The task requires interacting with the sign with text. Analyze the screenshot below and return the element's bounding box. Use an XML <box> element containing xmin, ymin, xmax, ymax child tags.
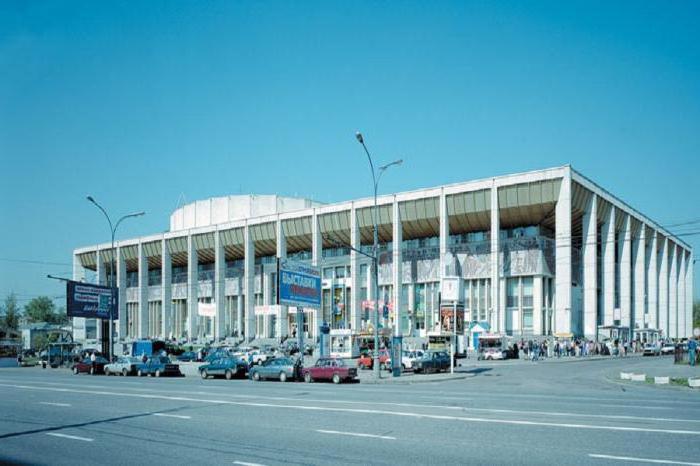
<box><xmin>278</xmin><ymin>259</ymin><xmax>321</xmax><ymax>308</ymax></box>
<box><xmin>66</xmin><ymin>281</ymin><xmax>117</xmax><ymax>320</ymax></box>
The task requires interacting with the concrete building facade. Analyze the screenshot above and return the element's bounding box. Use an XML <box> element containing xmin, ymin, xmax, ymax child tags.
<box><xmin>71</xmin><ymin>167</ymin><xmax>693</xmax><ymax>346</ymax></box>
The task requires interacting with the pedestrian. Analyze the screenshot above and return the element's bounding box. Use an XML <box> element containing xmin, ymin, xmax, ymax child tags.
<box><xmin>17</xmin><ymin>352</ymin><xmax>22</xmax><ymax>367</ymax></box>
<box><xmin>688</xmin><ymin>337</ymin><xmax>697</xmax><ymax>367</ymax></box>
<box><xmin>90</xmin><ymin>351</ymin><xmax>97</xmax><ymax>374</ymax></box>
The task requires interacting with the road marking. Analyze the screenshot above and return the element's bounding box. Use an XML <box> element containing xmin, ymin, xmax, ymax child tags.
<box><xmin>45</xmin><ymin>433</ymin><xmax>93</xmax><ymax>442</ymax></box>
<box><xmin>153</xmin><ymin>413</ymin><xmax>191</xmax><ymax>419</ymax></box>
<box><xmin>38</xmin><ymin>402</ymin><xmax>71</xmax><ymax>407</ymax></box>
<box><xmin>233</xmin><ymin>461</ymin><xmax>266</xmax><ymax>466</ymax></box>
<box><xmin>317</xmin><ymin>429</ymin><xmax>396</xmax><ymax>440</ymax></box>
<box><xmin>588</xmin><ymin>454</ymin><xmax>700</xmax><ymax>465</ymax></box>
<box><xmin>2</xmin><ymin>383</ymin><xmax>700</xmax><ymax>437</ymax></box>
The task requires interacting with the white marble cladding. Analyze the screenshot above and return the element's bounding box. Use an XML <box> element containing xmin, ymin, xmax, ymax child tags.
<box><xmin>172</xmin><ymin>283</ymin><xmax>187</xmax><ymax>300</ymax></box>
<box><xmin>148</xmin><ymin>286</ymin><xmax>162</xmax><ymax>302</ymax></box>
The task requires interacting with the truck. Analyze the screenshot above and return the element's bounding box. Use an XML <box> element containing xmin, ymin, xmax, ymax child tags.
<box><xmin>131</xmin><ymin>340</ymin><xmax>166</xmax><ymax>358</ymax></box>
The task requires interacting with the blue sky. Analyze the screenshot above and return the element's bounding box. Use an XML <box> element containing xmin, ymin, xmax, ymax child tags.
<box><xmin>1</xmin><ymin>0</ymin><xmax>698</xmax><ymax>306</ymax></box>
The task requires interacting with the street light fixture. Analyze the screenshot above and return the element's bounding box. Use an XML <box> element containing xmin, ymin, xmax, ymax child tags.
<box><xmin>355</xmin><ymin>131</ymin><xmax>402</xmax><ymax>378</ymax></box>
<box><xmin>87</xmin><ymin>196</ymin><xmax>145</xmax><ymax>361</ymax></box>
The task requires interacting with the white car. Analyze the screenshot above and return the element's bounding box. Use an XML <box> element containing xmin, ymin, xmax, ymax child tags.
<box><xmin>481</xmin><ymin>347</ymin><xmax>506</xmax><ymax>360</ymax></box>
<box><xmin>401</xmin><ymin>350</ymin><xmax>424</xmax><ymax>370</ymax></box>
<box><xmin>104</xmin><ymin>356</ymin><xmax>143</xmax><ymax>376</ymax></box>
<box><xmin>643</xmin><ymin>343</ymin><xmax>661</xmax><ymax>356</ymax></box>
<box><xmin>660</xmin><ymin>344</ymin><xmax>676</xmax><ymax>355</ymax></box>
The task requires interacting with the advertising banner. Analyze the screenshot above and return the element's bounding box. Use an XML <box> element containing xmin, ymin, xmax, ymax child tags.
<box><xmin>66</xmin><ymin>281</ymin><xmax>117</xmax><ymax>320</ymax></box>
<box><xmin>198</xmin><ymin>302</ymin><xmax>216</xmax><ymax>317</ymax></box>
<box><xmin>440</xmin><ymin>305</ymin><xmax>465</xmax><ymax>333</ymax></box>
<box><xmin>278</xmin><ymin>259</ymin><xmax>321</xmax><ymax>308</ymax></box>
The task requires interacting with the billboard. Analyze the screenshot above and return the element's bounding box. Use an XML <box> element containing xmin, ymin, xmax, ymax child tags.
<box><xmin>278</xmin><ymin>259</ymin><xmax>321</xmax><ymax>308</ymax></box>
<box><xmin>66</xmin><ymin>281</ymin><xmax>118</xmax><ymax>320</ymax></box>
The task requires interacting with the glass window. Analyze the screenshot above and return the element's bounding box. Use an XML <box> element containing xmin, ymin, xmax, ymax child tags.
<box><xmin>506</xmin><ymin>278</ymin><xmax>519</xmax><ymax>308</ymax></box>
<box><xmin>323</xmin><ymin>267</ymin><xmax>334</xmax><ymax>279</ymax></box>
<box><xmin>335</xmin><ymin>266</ymin><xmax>346</xmax><ymax>278</ymax></box>
<box><xmin>521</xmin><ymin>277</ymin><xmax>533</xmax><ymax>307</ymax></box>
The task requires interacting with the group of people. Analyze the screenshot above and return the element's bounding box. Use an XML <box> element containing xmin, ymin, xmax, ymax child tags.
<box><xmin>512</xmin><ymin>338</ymin><xmax>637</xmax><ymax>360</ymax></box>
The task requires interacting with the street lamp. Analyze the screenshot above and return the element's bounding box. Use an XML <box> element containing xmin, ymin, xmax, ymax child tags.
<box><xmin>87</xmin><ymin>196</ymin><xmax>145</xmax><ymax>361</ymax></box>
<box><xmin>355</xmin><ymin>131</ymin><xmax>402</xmax><ymax>378</ymax></box>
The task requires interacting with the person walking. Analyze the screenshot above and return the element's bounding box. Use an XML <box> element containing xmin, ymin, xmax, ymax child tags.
<box><xmin>90</xmin><ymin>351</ymin><xmax>97</xmax><ymax>375</ymax></box>
<box><xmin>688</xmin><ymin>337</ymin><xmax>697</xmax><ymax>367</ymax></box>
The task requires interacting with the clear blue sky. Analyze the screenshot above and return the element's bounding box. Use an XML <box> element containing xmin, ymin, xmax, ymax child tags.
<box><xmin>1</xmin><ymin>0</ymin><xmax>698</xmax><ymax>307</ymax></box>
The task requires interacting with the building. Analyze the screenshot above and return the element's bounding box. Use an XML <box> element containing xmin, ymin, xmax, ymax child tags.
<box><xmin>71</xmin><ymin>166</ymin><xmax>694</xmax><ymax>348</ymax></box>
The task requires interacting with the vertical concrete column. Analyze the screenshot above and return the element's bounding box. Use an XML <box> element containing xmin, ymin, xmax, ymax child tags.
<box><xmin>95</xmin><ymin>248</ymin><xmax>105</xmax><ymax>342</ymax></box>
<box><xmin>686</xmin><ymin>252</ymin><xmax>694</xmax><ymax>339</ymax></box>
<box><xmin>678</xmin><ymin>250</ymin><xmax>686</xmax><ymax>338</ymax></box>
<box><xmin>350</xmin><ymin>205</ymin><xmax>361</xmax><ymax>332</ymax></box>
<box><xmin>312</xmin><ymin>210</ymin><xmax>322</xmax><ymax>328</ymax></box>
<box><xmin>236</xmin><ymin>280</ymin><xmax>243</xmax><ymax>338</ymax></box>
<box><xmin>161</xmin><ymin>239</ymin><xmax>172</xmax><ymax>339</ymax></box>
<box><xmin>244</xmin><ymin>225</ymin><xmax>256</xmax><ymax>341</ymax></box>
<box><xmin>668</xmin><ymin>243</ymin><xmax>678</xmax><ymax>339</ymax></box>
<box><xmin>490</xmin><ymin>182</ymin><xmax>501</xmax><ymax>332</ymax></box>
<box><xmin>439</xmin><ymin>190</ymin><xmax>448</xmax><ymax>278</ymax></box>
<box><xmin>543</xmin><ymin>277</ymin><xmax>551</xmax><ymax>335</ymax></box>
<box><xmin>633</xmin><ymin>225</ymin><xmax>646</xmax><ymax>333</ymax></box>
<box><xmin>658</xmin><ymin>236</ymin><xmax>669</xmax><ymax>336</ymax></box>
<box><xmin>214</xmin><ymin>231</ymin><xmax>226</xmax><ymax>340</ymax></box>
<box><xmin>582</xmin><ymin>193</ymin><xmax>598</xmax><ymax>339</ymax></box>
<box><xmin>72</xmin><ymin>253</ymin><xmax>87</xmax><ymax>341</ymax></box>
<box><xmin>187</xmin><ymin>235</ymin><xmax>199</xmax><ymax>341</ymax></box>
<box><xmin>646</xmin><ymin>230</ymin><xmax>658</xmax><ymax>331</ymax></box>
<box><xmin>554</xmin><ymin>170</ymin><xmax>572</xmax><ymax>335</ymax></box>
<box><xmin>137</xmin><ymin>242</ymin><xmax>149</xmax><ymax>338</ymax></box>
<box><xmin>116</xmin><ymin>246</ymin><xmax>127</xmax><ymax>341</ymax></box>
<box><xmin>392</xmin><ymin>198</ymin><xmax>402</xmax><ymax>337</ymax></box>
<box><xmin>533</xmin><ymin>276</ymin><xmax>543</xmax><ymax>335</ymax></box>
<box><xmin>276</xmin><ymin>218</ymin><xmax>288</xmax><ymax>339</ymax></box>
<box><xmin>619</xmin><ymin>214</ymin><xmax>632</xmax><ymax>336</ymax></box>
<box><xmin>601</xmin><ymin>207</ymin><xmax>616</xmax><ymax>326</ymax></box>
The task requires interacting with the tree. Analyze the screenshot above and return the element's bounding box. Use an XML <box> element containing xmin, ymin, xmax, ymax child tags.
<box><xmin>1</xmin><ymin>293</ymin><xmax>21</xmax><ymax>330</ymax></box>
<box><xmin>24</xmin><ymin>296</ymin><xmax>56</xmax><ymax>323</ymax></box>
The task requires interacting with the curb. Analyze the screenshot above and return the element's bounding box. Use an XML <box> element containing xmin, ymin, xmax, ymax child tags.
<box><xmin>358</xmin><ymin>374</ymin><xmax>471</xmax><ymax>385</ymax></box>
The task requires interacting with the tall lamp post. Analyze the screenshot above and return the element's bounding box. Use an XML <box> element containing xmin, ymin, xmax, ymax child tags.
<box><xmin>355</xmin><ymin>132</ymin><xmax>402</xmax><ymax>378</ymax></box>
<box><xmin>87</xmin><ymin>196</ymin><xmax>144</xmax><ymax>361</ymax></box>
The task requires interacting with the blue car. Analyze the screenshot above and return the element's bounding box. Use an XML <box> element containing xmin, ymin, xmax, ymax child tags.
<box><xmin>249</xmin><ymin>357</ymin><xmax>299</xmax><ymax>382</ymax></box>
<box><xmin>199</xmin><ymin>357</ymin><xmax>248</xmax><ymax>380</ymax></box>
<box><xmin>137</xmin><ymin>356</ymin><xmax>182</xmax><ymax>377</ymax></box>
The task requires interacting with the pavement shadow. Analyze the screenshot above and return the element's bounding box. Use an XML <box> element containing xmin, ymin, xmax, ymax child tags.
<box><xmin>461</xmin><ymin>367</ymin><xmax>493</xmax><ymax>376</ymax></box>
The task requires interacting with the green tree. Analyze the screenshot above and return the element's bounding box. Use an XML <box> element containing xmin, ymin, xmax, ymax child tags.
<box><xmin>24</xmin><ymin>296</ymin><xmax>56</xmax><ymax>323</ymax></box>
<box><xmin>1</xmin><ymin>293</ymin><xmax>21</xmax><ymax>330</ymax></box>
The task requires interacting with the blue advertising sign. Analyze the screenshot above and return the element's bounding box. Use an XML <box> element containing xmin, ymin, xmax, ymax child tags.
<box><xmin>66</xmin><ymin>281</ymin><xmax>118</xmax><ymax>319</ymax></box>
<box><xmin>278</xmin><ymin>259</ymin><xmax>321</xmax><ymax>308</ymax></box>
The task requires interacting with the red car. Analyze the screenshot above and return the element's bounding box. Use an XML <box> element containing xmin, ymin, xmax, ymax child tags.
<box><xmin>302</xmin><ymin>358</ymin><xmax>357</xmax><ymax>384</ymax></box>
<box><xmin>72</xmin><ymin>356</ymin><xmax>109</xmax><ymax>375</ymax></box>
<box><xmin>357</xmin><ymin>350</ymin><xmax>390</xmax><ymax>370</ymax></box>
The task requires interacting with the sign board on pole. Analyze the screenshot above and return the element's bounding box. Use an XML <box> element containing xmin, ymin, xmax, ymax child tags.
<box><xmin>66</xmin><ymin>281</ymin><xmax>118</xmax><ymax>320</ymax></box>
<box><xmin>440</xmin><ymin>276</ymin><xmax>463</xmax><ymax>303</ymax></box>
<box><xmin>278</xmin><ymin>259</ymin><xmax>321</xmax><ymax>308</ymax></box>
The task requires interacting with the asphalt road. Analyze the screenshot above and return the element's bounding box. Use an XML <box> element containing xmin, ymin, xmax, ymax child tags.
<box><xmin>0</xmin><ymin>356</ymin><xmax>698</xmax><ymax>466</ymax></box>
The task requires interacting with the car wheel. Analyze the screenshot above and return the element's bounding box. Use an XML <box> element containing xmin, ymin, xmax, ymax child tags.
<box><xmin>225</xmin><ymin>370</ymin><xmax>233</xmax><ymax>380</ymax></box>
<box><xmin>279</xmin><ymin>371</ymin><xmax>287</xmax><ymax>382</ymax></box>
<box><xmin>332</xmin><ymin>373</ymin><xmax>341</xmax><ymax>384</ymax></box>
<box><xmin>200</xmin><ymin>369</ymin><xmax>208</xmax><ymax>379</ymax></box>
<box><xmin>304</xmin><ymin>372</ymin><xmax>312</xmax><ymax>383</ymax></box>
<box><xmin>155</xmin><ymin>370</ymin><xmax>161</xmax><ymax>378</ymax></box>
<box><xmin>137</xmin><ymin>369</ymin><xmax>145</xmax><ymax>377</ymax></box>
<box><xmin>122</xmin><ymin>368</ymin><xmax>128</xmax><ymax>377</ymax></box>
<box><xmin>73</xmin><ymin>367</ymin><xmax>79</xmax><ymax>375</ymax></box>
<box><xmin>104</xmin><ymin>368</ymin><xmax>110</xmax><ymax>376</ymax></box>
<box><xmin>253</xmin><ymin>371</ymin><xmax>261</xmax><ymax>382</ymax></box>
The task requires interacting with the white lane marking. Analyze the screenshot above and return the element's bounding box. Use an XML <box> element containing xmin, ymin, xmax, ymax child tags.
<box><xmin>588</xmin><ymin>454</ymin><xmax>700</xmax><ymax>465</ymax></box>
<box><xmin>2</xmin><ymin>383</ymin><xmax>700</xmax><ymax>437</ymax></box>
<box><xmin>38</xmin><ymin>402</ymin><xmax>71</xmax><ymax>407</ymax></box>
<box><xmin>233</xmin><ymin>461</ymin><xmax>266</xmax><ymax>466</ymax></box>
<box><xmin>317</xmin><ymin>429</ymin><xmax>396</xmax><ymax>440</ymax></box>
<box><xmin>46</xmin><ymin>433</ymin><xmax>93</xmax><ymax>442</ymax></box>
<box><xmin>153</xmin><ymin>413</ymin><xmax>191</xmax><ymax>419</ymax></box>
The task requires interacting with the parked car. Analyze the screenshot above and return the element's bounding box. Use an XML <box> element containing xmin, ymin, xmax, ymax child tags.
<box><xmin>357</xmin><ymin>350</ymin><xmax>390</xmax><ymax>370</ymax></box>
<box><xmin>249</xmin><ymin>357</ymin><xmax>299</xmax><ymax>382</ymax></box>
<box><xmin>481</xmin><ymin>347</ymin><xmax>507</xmax><ymax>360</ymax></box>
<box><xmin>643</xmin><ymin>343</ymin><xmax>661</xmax><ymax>356</ymax></box>
<box><xmin>413</xmin><ymin>351</ymin><xmax>450</xmax><ymax>374</ymax></box>
<box><xmin>401</xmin><ymin>350</ymin><xmax>424</xmax><ymax>370</ymax></box>
<box><xmin>243</xmin><ymin>349</ymin><xmax>268</xmax><ymax>366</ymax></box>
<box><xmin>660</xmin><ymin>343</ymin><xmax>676</xmax><ymax>355</ymax></box>
<box><xmin>104</xmin><ymin>356</ymin><xmax>145</xmax><ymax>376</ymax></box>
<box><xmin>18</xmin><ymin>351</ymin><xmax>40</xmax><ymax>367</ymax></box>
<box><xmin>177</xmin><ymin>351</ymin><xmax>198</xmax><ymax>362</ymax></box>
<box><xmin>302</xmin><ymin>358</ymin><xmax>357</xmax><ymax>384</ymax></box>
<box><xmin>72</xmin><ymin>356</ymin><xmax>109</xmax><ymax>375</ymax></box>
<box><xmin>199</xmin><ymin>357</ymin><xmax>248</xmax><ymax>380</ymax></box>
<box><xmin>138</xmin><ymin>356</ymin><xmax>182</xmax><ymax>377</ymax></box>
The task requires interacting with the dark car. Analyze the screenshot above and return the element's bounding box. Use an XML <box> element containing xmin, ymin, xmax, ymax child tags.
<box><xmin>413</xmin><ymin>351</ymin><xmax>450</xmax><ymax>374</ymax></box>
<box><xmin>177</xmin><ymin>351</ymin><xmax>197</xmax><ymax>362</ymax></box>
<box><xmin>199</xmin><ymin>357</ymin><xmax>248</xmax><ymax>380</ymax></box>
<box><xmin>302</xmin><ymin>358</ymin><xmax>357</xmax><ymax>384</ymax></box>
<box><xmin>72</xmin><ymin>356</ymin><xmax>109</xmax><ymax>375</ymax></box>
<box><xmin>249</xmin><ymin>357</ymin><xmax>299</xmax><ymax>382</ymax></box>
<box><xmin>138</xmin><ymin>356</ymin><xmax>182</xmax><ymax>377</ymax></box>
